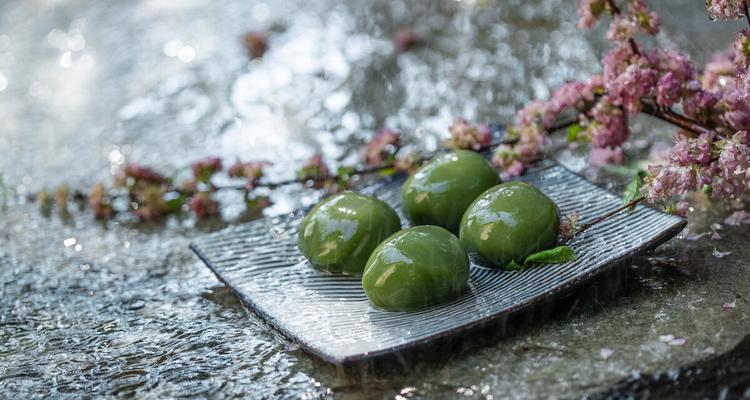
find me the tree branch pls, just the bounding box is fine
[639,101,712,138]
[562,195,647,243]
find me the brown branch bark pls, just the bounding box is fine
[639,101,712,138]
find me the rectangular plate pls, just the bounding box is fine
[190,163,686,364]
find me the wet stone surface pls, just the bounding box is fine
[0,0,748,398]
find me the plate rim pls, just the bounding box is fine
[190,163,687,364]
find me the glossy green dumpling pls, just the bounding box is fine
[401,150,499,231]
[362,225,469,311]
[459,181,560,268]
[298,192,401,275]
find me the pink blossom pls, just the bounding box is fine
[643,164,707,200]
[297,154,330,187]
[492,145,524,179]
[628,0,660,35]
[737,69,750,100]
[682,89,719,125]
[668,133,714,166]
[702,50,737,92]
[602,46,658,115]
[363,128,400,167]
[655,72,683,107]
[123,164,166,184]
[514,123,546,163]
[588,146,623,167]
[713,131,750,197]
[658,50,696,81]
[706,0,747,20]
[190,192,220,219]
[648,49,697,96]
[673,200,690,217]
[577,0,607,29]
[587,97,629,148]
[602,45,636,83]
[607,16,638,43]
[734,29,750,70]
[517,101,547,127]
[546,81,588,127]
[395,152,421,173]
[721,85,750,129]
[228,161,269,191]
[609,63,658,116]
[136,185,167,221]
[582,75,605,100]
[447,119,492,151]
[191,157,222,184]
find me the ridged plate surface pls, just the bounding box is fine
[190,164,686,364]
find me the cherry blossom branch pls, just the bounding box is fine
[214,159,424,192]
[639,101,712,138]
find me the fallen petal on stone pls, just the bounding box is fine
[668,338,687,346]
[600,347,614,360]
[724,210,750,226]
[682,231,707,241]
[723,301,736,310]
[712,249,732,259]
[659,334,675,342]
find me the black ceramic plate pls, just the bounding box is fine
[190,163,686,364]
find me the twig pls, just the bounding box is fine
[745,1,750,28]
[563,195,647,243]
[640,101,713,138]
[212,119,581,192]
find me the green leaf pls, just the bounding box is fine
[622,172,645,206]
[379,167,396,177]
[505,260,524,271]
[165,195,187,213]
[566,124,583,143]
[523,246,577,267]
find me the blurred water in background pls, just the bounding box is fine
[0,1,747,398]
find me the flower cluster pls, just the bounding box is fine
[577,0,608,29]
[362,128,400,167]
[297,154,330,186]
[445,118,493,151]
[495,0,750,209]
[643,131,750,200]
[607,0,660,42]
[192,157,222,184]
[706,0,748,20]
[82,157,269,222]
[228,161,269,191]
